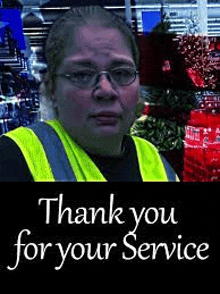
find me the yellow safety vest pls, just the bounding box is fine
[4,119,178,182]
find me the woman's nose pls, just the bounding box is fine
[93,73,118,101]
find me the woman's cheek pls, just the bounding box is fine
[65,89,92,108]
[121,85,139,110]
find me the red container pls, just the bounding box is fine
[183,109,220,181]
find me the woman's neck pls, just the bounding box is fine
[83,137,124,157]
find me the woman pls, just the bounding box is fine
[0,5,178,181]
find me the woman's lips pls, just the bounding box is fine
[90,112,122,125]
[94,116,119,124]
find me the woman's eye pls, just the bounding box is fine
[72,71,95,81]
[111,69,134,83]
[112,69,132,77]
[113,69,124,76]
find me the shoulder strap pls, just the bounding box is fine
[28,122,77,181]
[159,154,179,182]
[131,136,178,182]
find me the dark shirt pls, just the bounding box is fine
[88,136,142,181]
[0,135,143,182]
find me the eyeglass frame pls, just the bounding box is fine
[53,67,139,88]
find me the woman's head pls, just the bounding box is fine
[42,5,143,155]
[44,5,140,98]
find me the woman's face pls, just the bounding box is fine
[53,25,140,151]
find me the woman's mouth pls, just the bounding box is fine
[90,112,122,125]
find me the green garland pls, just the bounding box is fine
[130,116,185,152]
[141,87,196,112]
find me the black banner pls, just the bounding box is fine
[0,183,218,293]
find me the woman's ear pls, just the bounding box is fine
[49,79,59,117]
[40,72,59,118]
[48,76,55,98]
[43,72,56,102]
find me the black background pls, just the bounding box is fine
[0,183,218,293]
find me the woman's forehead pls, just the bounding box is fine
[61,25,134,67]
[61,55,135,69]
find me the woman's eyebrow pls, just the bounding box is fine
[64,59,135,69]
[109,60,135,68]
[67,60,97,68]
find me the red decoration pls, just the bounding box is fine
[175,35,220,89]
[186,68,205,88]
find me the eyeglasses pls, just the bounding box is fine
[54,67,139,88]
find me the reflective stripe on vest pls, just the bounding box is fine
[4,120,177,182]
[29,122,77,181]
[160,155,177,182]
